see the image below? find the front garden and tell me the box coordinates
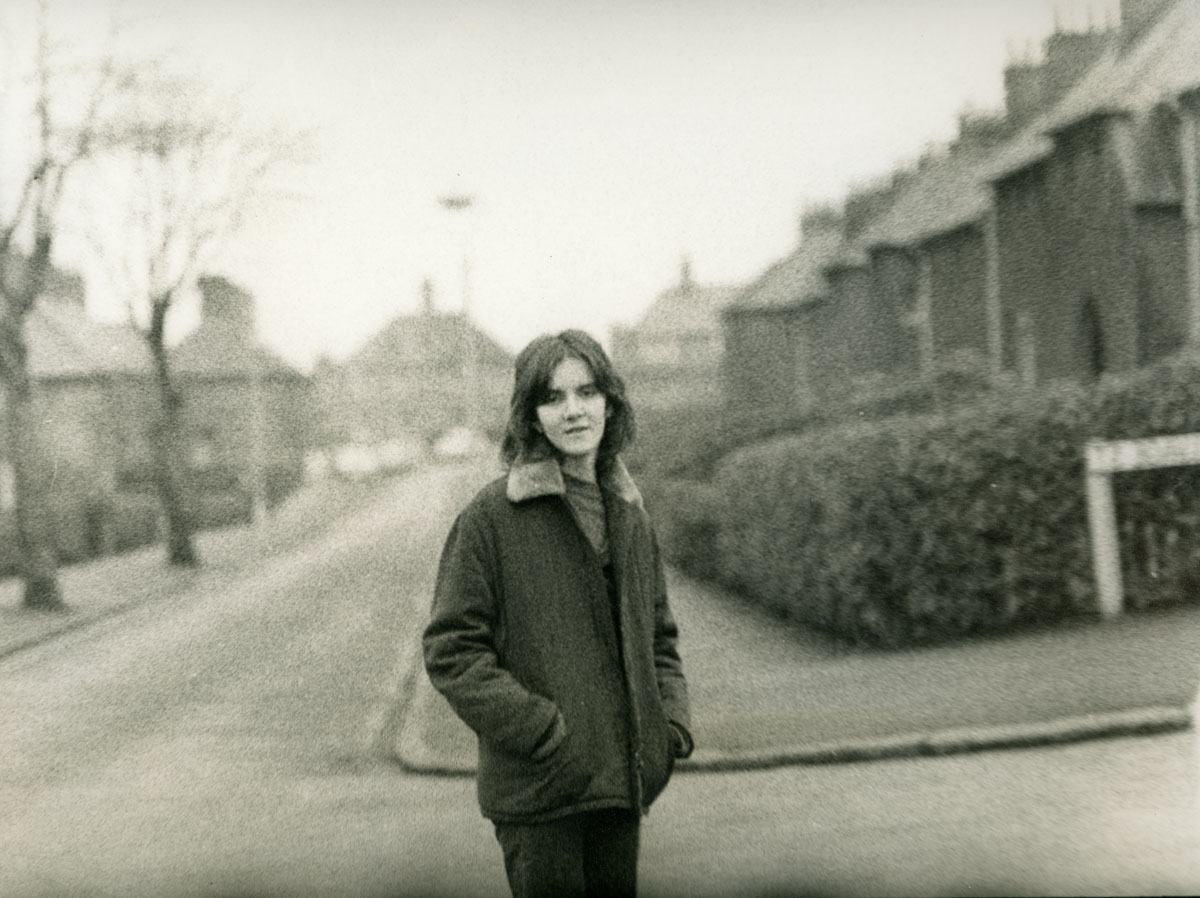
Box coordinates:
[634,352,1200,648]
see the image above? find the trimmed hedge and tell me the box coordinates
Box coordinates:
[659,352,1200,648]
[642,478,722,583]
[627,351,1000,483]
[0,488,161,577]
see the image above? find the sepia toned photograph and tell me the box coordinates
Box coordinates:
[2,1,1200,896]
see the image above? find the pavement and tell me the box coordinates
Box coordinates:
[4,469,1199,778]
[395,568,1200,776]
[0,476,386,661]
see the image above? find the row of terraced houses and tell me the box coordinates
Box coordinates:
[614,0,1200,419]
[0,267,510,574]
[0,275,315,573]
[7,0,1198,573]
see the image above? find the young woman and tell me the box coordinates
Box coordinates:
[423,329,693,898]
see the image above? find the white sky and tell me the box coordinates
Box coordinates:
[54,0,1118,370]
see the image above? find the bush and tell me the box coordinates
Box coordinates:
[264,463,303,508]
[0,514,16,576]
[1095,352,1200,607]
[662,352,1200,648]
[0,485,161,577]
[106,492,161,554]
[628,354,1000,483]
[188,489,253,530]
[642,479,721,582]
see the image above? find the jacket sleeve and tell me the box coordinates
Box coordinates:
[649,527,693,755]
[423,508,561,758]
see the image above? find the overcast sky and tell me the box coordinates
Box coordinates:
[56,0,1118,370]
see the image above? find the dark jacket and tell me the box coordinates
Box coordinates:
[423,457,692,823]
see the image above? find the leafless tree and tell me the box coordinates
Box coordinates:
[0,1,131,609]
[86,68,311,567]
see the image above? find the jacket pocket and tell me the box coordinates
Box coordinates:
[639,715,675,808]
[478,726,592,818]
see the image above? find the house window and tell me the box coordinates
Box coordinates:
[0,462,13,511]
[641,340,681,366]
[189,428,219,470]
[1081,295,1106,379]
[1145,104,1183,198]
[1016,312,1037,385]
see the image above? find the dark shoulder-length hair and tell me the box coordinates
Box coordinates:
[500,329,636,474]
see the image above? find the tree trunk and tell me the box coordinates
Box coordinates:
[2,320,64,610]
[148,327,198,568]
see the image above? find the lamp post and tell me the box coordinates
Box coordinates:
[250,351,268,527]
[439,193,476,431]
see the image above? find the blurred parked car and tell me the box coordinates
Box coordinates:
[331,443,380,480]
[433,426,492,461]
[375,435,427,473]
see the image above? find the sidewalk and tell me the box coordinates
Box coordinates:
[395,567,1200,775]
[0,476,387,660]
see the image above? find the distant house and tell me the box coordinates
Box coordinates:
[853,17,1114,385]
[316,280,512,447]
[719,16,1117,417]
[720,208,844,415]
[0,265,155,571]
[610,261,740,413]
[812,177,916,394]
[857,135,1007,379]
[171,275,313,511]
[987,0,1200,383]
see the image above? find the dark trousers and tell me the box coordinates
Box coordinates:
[493,808,640,898]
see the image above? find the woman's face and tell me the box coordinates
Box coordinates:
[535,356,607,468]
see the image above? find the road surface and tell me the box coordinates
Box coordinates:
[1,463,1198,897]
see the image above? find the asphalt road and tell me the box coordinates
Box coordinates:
[2,463,1199,898]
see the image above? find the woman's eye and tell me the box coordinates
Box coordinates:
[579,385,598,397]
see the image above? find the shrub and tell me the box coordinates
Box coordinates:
[642,478,721,582]
[106,492,161,554]
[628,353,1000,484]
[264,463,303,508]
[666,352,1200,648]
[188,488,253,530]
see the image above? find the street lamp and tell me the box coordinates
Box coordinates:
[439,194,476,431]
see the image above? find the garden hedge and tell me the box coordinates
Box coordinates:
[651,352,1200,647]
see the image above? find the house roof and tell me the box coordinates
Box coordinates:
[1045,0,1200,136]
[823,239,870,273]
[171,328,302,376]
[171,323,302,379]
[859,147,996,250]
[27,299,150,380]
[988,0,1200,183]
[168,274,304,379]
[346,311,512,377]
[981,121,1056,183]
[635,280,742,334]
[726,227,843,312]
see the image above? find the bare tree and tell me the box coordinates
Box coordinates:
[86,69,311,567]
[0,2,129,609]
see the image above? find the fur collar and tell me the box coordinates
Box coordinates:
[506,456,643,508]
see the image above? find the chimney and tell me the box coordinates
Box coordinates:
[955,110,1011,152]
[679,257,693,292]
[844,179,902,238]
[1,252,85,309]
[421,277,436,315]
[1004,62,1045,126]
[799,204,843,243]
[1042,28,1113,106]
[1119,0,1174,48]
[197,275,255,340]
